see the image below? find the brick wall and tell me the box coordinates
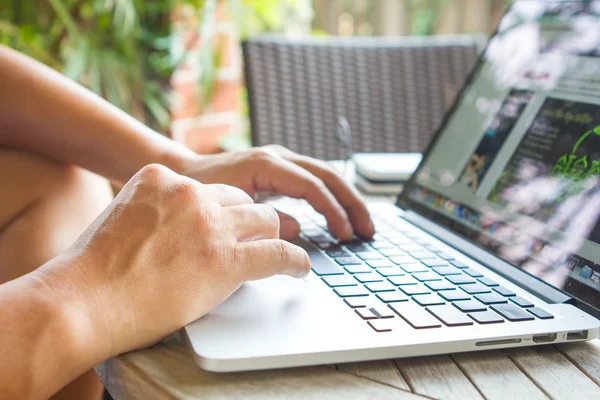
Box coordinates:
[170,1,243,154]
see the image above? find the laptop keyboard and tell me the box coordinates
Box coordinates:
[294,208,555,333]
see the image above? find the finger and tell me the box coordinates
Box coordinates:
[254,156,354,240]
[287,155,375,240]
[204,183,255,207]
[277,210,300,241]
[236,239,310,280]
[226,204,280,241]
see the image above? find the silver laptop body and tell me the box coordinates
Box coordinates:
[184,0,600,372]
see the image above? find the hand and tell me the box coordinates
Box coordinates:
[182,145,375,241]
[35,164,310,357]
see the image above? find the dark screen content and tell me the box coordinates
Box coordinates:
[485,98,600,291]
[459,90,534,192]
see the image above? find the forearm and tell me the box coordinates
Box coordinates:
[0,45,197,183]
[0,256,108,400]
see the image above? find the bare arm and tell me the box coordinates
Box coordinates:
[0,45,195,183]
[0,165,310,399]
[0,260,107,400]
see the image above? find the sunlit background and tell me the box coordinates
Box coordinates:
[0,0,511,153]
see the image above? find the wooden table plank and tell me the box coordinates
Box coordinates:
[451,350,548,400]
[395,354,483,400]
[506,344,600,399]
[556,339,600,386]
[100,335,425,400]
[337,360,411,391]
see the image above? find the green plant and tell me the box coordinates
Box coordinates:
[0,0,312,131]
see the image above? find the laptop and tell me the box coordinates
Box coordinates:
[184,0,600,372]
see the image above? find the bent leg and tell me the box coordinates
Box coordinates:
[0,149,114,399]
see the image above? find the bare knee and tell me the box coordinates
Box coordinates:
[0,150,113,282]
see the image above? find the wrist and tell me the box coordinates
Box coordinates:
[159,141,203,176]
[31,254,113,365]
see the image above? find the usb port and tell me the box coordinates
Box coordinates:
[566,331,588,341]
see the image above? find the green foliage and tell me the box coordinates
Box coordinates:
[0,0,310,131]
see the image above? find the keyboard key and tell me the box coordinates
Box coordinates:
[478,277,499,287]
[379,248,407,257]
[376,267,406,277]
[327,249,349,258]
[528,307,554,319]
[355,308,378,320]
[371,306,395,319]
[432,266,462,276]
[413,271,443,282]
[386,235,413,245]
[333,286,370,297]
[367,319,394,332]
[335,256,362,266]
[412,293,446,306]
[475,293,509,305]
[311,261,345,276]
[316,240,338,249]
[354,272,384,283]
[462,268,484,278]
[344,264,372,274]
[510,296,534,308]
[453,299,487,312]
[367,259,395,268]
[427,305,474,326]
[420,258,449,267]
[460,283,492,295]
[436,252,455,260]
[446,275,476,285]
[408,251,437,259]
[439,290,471,302]
[398,284,431,296]
[450,260,468,268]
[306,233,330,241]
[347,244,370,252]
[376,291,409,303]
[369,240,395,249]
[389,302,442,329]
[469,310,505,324]
[344,297,370,308]
[322,275,358,287]
[491,304,535,321]
[399,241,425,250]
[365,281,397,293]
[400,263,430,273]
[425,280,455,291]
[356,252,384,260]
[388,275,418,286]
[389,255,418,265]
[494,286,516,297]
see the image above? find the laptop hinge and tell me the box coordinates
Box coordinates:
[401,210,572,305]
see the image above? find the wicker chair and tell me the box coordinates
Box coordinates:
[243,35,482,160]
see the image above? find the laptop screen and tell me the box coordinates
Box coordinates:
[399,0,600,310]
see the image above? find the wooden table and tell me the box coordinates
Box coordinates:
[98,169,600,399]
[98,334,600,399]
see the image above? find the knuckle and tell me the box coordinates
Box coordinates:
[259,205,280,230]
[309,176,328,193]
[264,144,287,153]
[137,163,168,182]
[275,240,290,266]
[169,179,198,202]
[247,148,275,164]
[213,184,254,204]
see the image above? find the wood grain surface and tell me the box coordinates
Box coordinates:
[98,335,600,400]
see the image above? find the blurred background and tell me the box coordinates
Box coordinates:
[0,0,511,154]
